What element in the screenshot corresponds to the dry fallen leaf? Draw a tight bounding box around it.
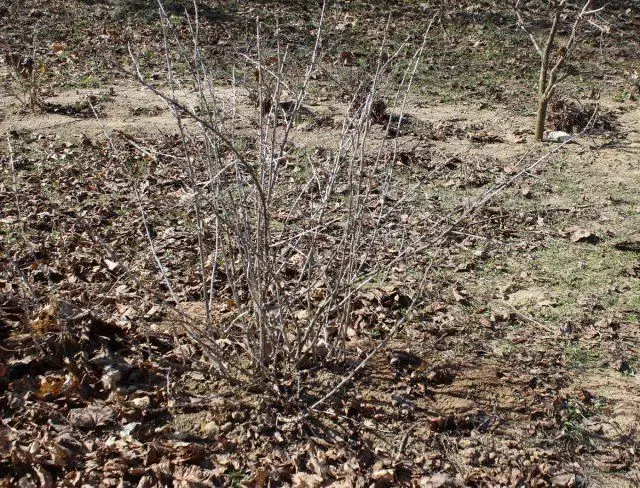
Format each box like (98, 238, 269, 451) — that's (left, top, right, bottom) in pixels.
(452, 287, 467, 303)
(172, 464, 218, 487)
(292, 472, 324, 488)
(67, 406, 116, 429)
(561, 226, 598, 243)
(103, 258, 119, 271)
(50, 42, 67, 54)
(569, 227, 592, 243)
(420, 472, 454, 488)
(371, 468, 395, 482)
(425, 302, 447, 314)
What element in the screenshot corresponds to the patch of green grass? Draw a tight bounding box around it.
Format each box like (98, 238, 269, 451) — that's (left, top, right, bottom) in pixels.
(368, 328, 383, 339)
(548, 179, 585, 200)
(226, 468, 246, 487)
(479, 240, 637, 318)
(564, 344, 601, 369)
(561, 394, 606, 444)
(613, 89, 633, 103)
(269, 219, 285, 232)
(75, 75, 101, 88)
(0, 223, 21, 247)
(494, 340, 515, 359)
(567, 395, 604, 421)
(535, 242, 638, 301)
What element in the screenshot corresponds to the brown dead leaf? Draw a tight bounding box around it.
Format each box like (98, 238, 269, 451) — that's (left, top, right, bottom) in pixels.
(33, 465, 53, 488)
(292, 472, 324, 488)
(30, 300, 60, 336)
(452, 287, 467, 303)
(37, 374, 76, 399)
(371, 468, 395, 483)
(103, 258, 119, 271)
(592, 453, 630, 472)
(561, 226, 599, 243)
(420, 473, 454, 488)
(425, 302, 447, 314)
(50, 42, 66, 54)
(469, 131, 503, 143)
(67, 406, 116, 429)
(172, 464, 218, 487)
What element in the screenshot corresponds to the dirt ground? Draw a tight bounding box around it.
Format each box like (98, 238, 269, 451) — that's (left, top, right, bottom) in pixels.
(1, 1, 639, 487)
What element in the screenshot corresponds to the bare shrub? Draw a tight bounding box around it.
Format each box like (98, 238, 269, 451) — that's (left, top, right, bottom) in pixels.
(116, 1, 571, 398)
(123, 2, 437, 384)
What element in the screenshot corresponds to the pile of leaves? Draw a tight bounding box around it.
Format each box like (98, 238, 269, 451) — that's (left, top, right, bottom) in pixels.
(548, 97, 617, 135)
(1, 0, 640, 486)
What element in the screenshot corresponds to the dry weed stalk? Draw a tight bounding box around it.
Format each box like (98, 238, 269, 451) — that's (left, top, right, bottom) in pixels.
(515, 0, 605, 140)
(3, 43, 42, 109)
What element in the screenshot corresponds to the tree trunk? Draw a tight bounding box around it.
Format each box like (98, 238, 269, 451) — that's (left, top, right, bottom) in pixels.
(534, 96, 549, 141)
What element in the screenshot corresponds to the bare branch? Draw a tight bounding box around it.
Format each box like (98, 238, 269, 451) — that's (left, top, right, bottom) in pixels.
(514, 1, 542, 56)
(544, 0, 597, 100)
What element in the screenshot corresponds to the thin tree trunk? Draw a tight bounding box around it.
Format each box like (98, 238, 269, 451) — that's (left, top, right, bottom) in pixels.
(535, 97, 549, 141)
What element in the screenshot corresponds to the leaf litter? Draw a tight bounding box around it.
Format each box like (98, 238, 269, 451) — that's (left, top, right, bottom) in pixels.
(1, 1, 640, 487)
